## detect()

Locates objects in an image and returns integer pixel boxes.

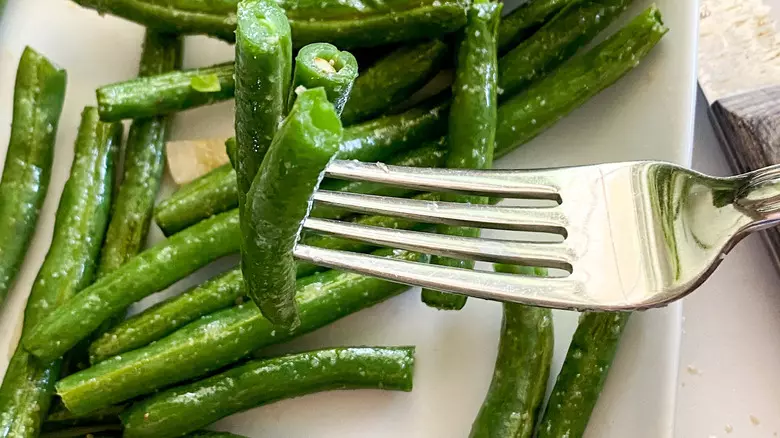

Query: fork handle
[736,165,780,227]
[710,87,780,267]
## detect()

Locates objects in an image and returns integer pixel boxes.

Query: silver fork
[293,160,780,311]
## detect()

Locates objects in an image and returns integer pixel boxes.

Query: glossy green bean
[97,31,182,277]
[23,209,241,363]
[88,269,244,363]
[0,47,66,307]
[121,347,415,438]
[234,0,291,202]
[537,312,629,438]
[96,62,231,122]
[0,107,120,438]
[243,87,342,328]
[70,0,467,48]
[423,0,501,311]
[153,163,237,236]
[497,0,574,53]
[56,249,425,414]
[341,39,449,125]
[499,0,633,99]
[494,5,668,158]
[469,266,554,438]
[288,43,358,115]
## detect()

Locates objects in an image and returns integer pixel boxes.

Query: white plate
[0,1,698,436]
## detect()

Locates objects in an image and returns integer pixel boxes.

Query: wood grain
[709,85,780,269]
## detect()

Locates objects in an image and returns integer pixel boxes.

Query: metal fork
[293,160,780,311]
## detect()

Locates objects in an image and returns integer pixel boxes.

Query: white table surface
[673,88,780,437]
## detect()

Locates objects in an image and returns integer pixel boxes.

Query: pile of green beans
[0,106,121,438]
[0,1,670,437]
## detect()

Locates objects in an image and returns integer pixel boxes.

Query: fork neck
[734,165,780,231]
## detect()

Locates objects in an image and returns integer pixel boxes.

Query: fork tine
[312,191,568,235]
[303,217,574,270]
[325,160,561,200]
[293,245,590,309]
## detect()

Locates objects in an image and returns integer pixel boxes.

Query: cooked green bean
[56,249,426,414]
[88,268,245,363]
[96,62,231,122]
[422,0,501,311]
[234,0,291,203]
[341,39,449,125]
[70,0,467,48]
[0,47,66,307]
[469,266,553,438]
[537,312,629,438]
[40,424,122,438]
[44,404,125,429]
[0,107,120,438]
[97,31,182,276]
[153,163,237,236]
[288,43,358,115]
[96,41,447,123]
[121,347,415,438]
[497,0,574,53]
[23,209,241,363]
[495,5,668,158]
[499,0,633,99]
[243,87,342,328]
[154,102,448,235]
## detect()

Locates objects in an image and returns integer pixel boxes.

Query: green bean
[225,136,236,168]
[0,107,121,438]
[234,0,291,203]
[422,0,501,311]
[121,347,415,438]
[497,0,574,53]
[96,41,447,123]
[56,249,426,414]
[71,0,236,41]
[341,39,449,125]
[537,312,629,438]
[243,87,342,328]
[97,31,182,276]
[44,405,125,429]
[96,62,231,122]
[495,5,668,158]
[39,424,122,438]
[288,43,358,115]
[0,47,66,307]
[469,266,553,438]
[70,0,467,48]
[87,268,244,363]
[154,102,448,235]
[499,0,633,99]
[22,209,241,363]
[153,163,237,236]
